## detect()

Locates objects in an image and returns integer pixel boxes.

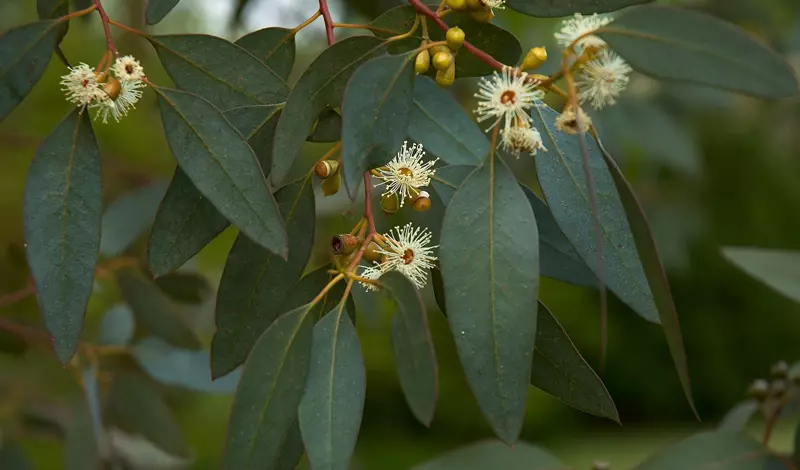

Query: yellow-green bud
[381,193,400,214]
[521,47,547,71]
[436,61,456,87]
[470,9,494,22]
[363,242,383,263]
[415,50,431,74]
[446,0,467,10]
[321,170,341,196]
[433,51,452,71]
[103,77,121,101]
[446,27,465,51]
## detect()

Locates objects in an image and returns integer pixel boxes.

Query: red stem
[408,0,504,72]
[319,0,335,45]
[93,0,118,56]
[363,173,376,234]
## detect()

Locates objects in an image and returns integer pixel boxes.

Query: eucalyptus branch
[93,0,117,56]
[319,0,335,45]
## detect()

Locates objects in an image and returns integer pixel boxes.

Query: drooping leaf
[150,34,289,110]
[223,305,315,469]
[370,6,521,77]
[154,271,212,304]
[308,108,342,143]
[271,36,385,185]
[117,269,201,350]
[718,400,759,432]
[0,19,63,122]
[382,271,438,427]
[235,27,296,81]
[504,0,652,17]
[146,0,180,25]
[409,77,487,166]
[532,104,658,322]
[597,6,799,98]
[133,337,241,394]
[23,109,101,364]
[211,178,315,378]
[97,303,135,346]
[635,432,773,470]
[341,54,414,197]
[0,441,31,470]
[722,247,800,304]
[598,142,697,416]
[66,367,103,470]
[411,440,566,470]
[440,157,539,444]
[299,308,365,470]
[100,180,169,258]
[156,87,288,256]
[37,0,68,19]
[532,302,618,422]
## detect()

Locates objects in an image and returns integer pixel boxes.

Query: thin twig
[93,0,117,56]
[319,0,335,45]
[0,280,35,308]
[291,10,321,35]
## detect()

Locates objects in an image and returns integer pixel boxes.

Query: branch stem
[93,0,117,56]
[291,10,321,35]
[319,0,335,45]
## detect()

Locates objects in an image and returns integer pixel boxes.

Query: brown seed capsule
[363,241,384,263]
[331,234,359,255]
[415,50,431,74]
[433,51,452,71]
[521,46,548,71]
[470,8,494,22]
[103,77,121,101]
[314,160,340,179]
[446,0,467,10]
[446,27,465,51]
[381,193,400,214]
[412,191,431,212]
[436,61,456,87]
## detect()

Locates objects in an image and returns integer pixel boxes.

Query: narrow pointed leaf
[0,19,62,122]
[599,142,697,416]
[23,109,101,364]
[223,305,315,469]
[146,0,180,25]
[440,157,539,444]
[341,54,414,198]
[532,105,658,323]
[635,432,773,470]
[597,6,799,98]
[100,180,169,257]
[299,309,366,470]
[156,87,287,256]
[308,109,342,143]
[235,27,296,81]
[412,440,566,470]
[532,302,618,422]
[718,400,759,432]
[211,179,315,378]
[37,0,68,19]
[409,77,487,165]
[271,36,385,185]
[383,271,438,426]
[505,0,652,17]
[150,34,289,109]
[722,247,800,303]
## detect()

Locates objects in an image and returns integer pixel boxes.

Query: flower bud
[363,242,383,264]
[521,47,547,71]
[412,191,431,212]
[415,50,431,74]
[331,234,359,255]
[470,8,494,22]
[433,51,452,71]
[381,193,400,214]
[321,170,341,197]
[436,61,455,87]
[103,77,121,101]
[747,379,769,400]
[430,45,450,57]
[446,27,465,51]
[446,0,467,10]
[314,160,339,179]
[771,361,789,379]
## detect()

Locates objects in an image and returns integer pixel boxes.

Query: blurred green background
[1,0,800,468]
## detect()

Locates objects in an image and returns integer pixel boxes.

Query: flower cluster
[373,141,437,207]
[358,223,438,291]
[60,55,146,123]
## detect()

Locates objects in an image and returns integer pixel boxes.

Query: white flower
[500,124,547,158]
[575,51,632,109]
[374,141,437,206]
[358,263,384,292]
[60,63,103,107]
[377,223,437,289]
[112,55,145,82]
[474,66,544,133]
[554,13,612,52]
[555,104,592,135]
[91,78,145,123]
[481,0,505,9]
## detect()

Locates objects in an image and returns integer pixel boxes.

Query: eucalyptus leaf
[97,303,135,347]
[411,440,566,470]
[440,156,539,444]
[722,247,800,304]
[100,180,169,258]
[598,6,799,98]
[718,400,759,432]
[341,54,414,198]
[37,0,68,18]
[235,27,296,81]
[635,431,773,470]
[308,108,342,143]
[23,109,101,364]
[65,396,100,470]
[505,0,652,17]
[146,0,180,25]
[154,271,212,304]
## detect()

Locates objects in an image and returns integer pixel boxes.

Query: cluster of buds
[416,26,465,87]
[746,360,800,419]
[445,0,505,22]
[60,55,146,123]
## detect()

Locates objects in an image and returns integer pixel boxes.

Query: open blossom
[377,223,437,289]
[358,263,384,292]
[374,141,437,206]
[500,124,547,158]
[554,13,612,52]
[91,78,145,123]
[555,104,592,135]
[60,63,103,107]
[481,0,506,9]
[474,66,544,133]
[575,51,632,109]
[112,55,146,82]
[60,55,146,123]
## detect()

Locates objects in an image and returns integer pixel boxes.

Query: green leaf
[532,301,618,422]
[146,0,180,25]
[223,305,315,469]
[271,36,385,185]
[722,247,800,304]
[597,6,799,99]
[598,142,697,416]
[156,87,287,256]
[107,372,191,459]
[532,105,658,323]
[308,108,342,143]
[0,441,31,470]
[341,54,414,198]
[287,265,356,325]
[154,271,212,304]
[150,34,289,110]
[224,104,283,170]
[409,77,487,166]
[211,178,315,378]
[66,367,103,470]
[504,0,652,17]
[411,440,566,470]
[235,27,296,82]
[718,400,759,432]
[635,431,773,470]
[440,157,539,444]
[0,19,62,122]
[97,303,135,346]
[37,0,68,19]
[100,180,169,257]
[299,308,365,470]
[370,6,521,77]
[117,269,201,350]
[23,109,101,364]
[382,271,438,427]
